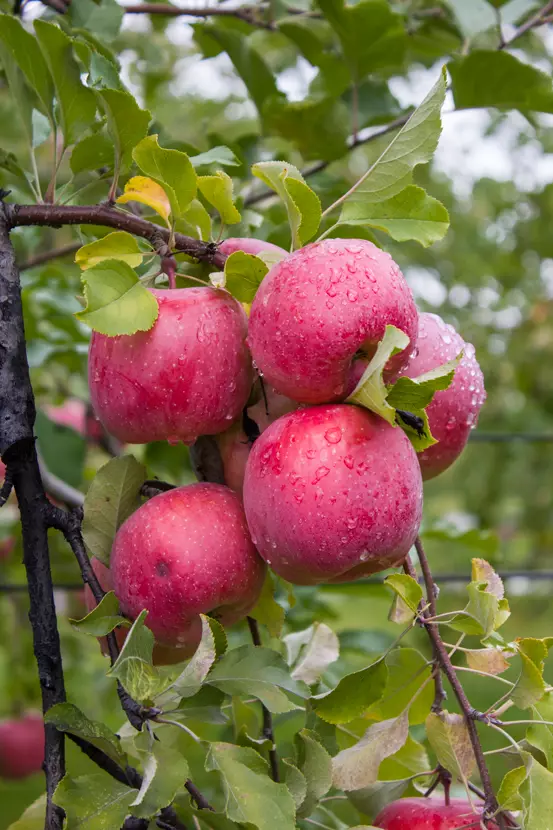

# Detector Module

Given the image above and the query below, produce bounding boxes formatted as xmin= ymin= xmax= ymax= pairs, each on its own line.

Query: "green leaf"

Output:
xmin=198 ymin=172 xmax=241 ymax=224
xmin=76 ymin=260 xmax=159 ymax=336
xmin=450 ymin=50 xmax=553 ymax=115
xmin=133 ymin=134 xmax=197 ymax=220
xmin=346 ymin=325 xmax=410 ymax=425
xmin=425 ymin=711 xmax=475 ymax=782
xmin=263 ymin=95 xmax=349 ymax=163
xmin=517 ymin=753 xmax=553 ymax=830
xmin=45 ymin=703 xmax=127 ymax=769
xmin=70 ymin=133 xmax=114 ymax=176
xmin=35 ymin=409 xmax=86 ymax=489
xmin=208 ymin=644 xmax=308 ymax=714
xmin=497 ymin=765 xmax=526 ymax=812
xmin=108 ymin=612 xmax=169 ymax=702
xmin=448 ymin=558 xmax=509 ymax=638
xmin=337 ymin=68 xmax=446 ymax=217
xmin=70 ymin=591 xmax=126 ymax=637
xmin=53 ymin=774 xmax=137 ymax=829
xmin=512 ymin=638 xmax=551 ymax=709
xmin=252 ymin=161 xmax=321 ymax=249
xmin=295 ymin=729 xmax=333 ymax=817
xmin=0 ymin=14 xmax=54 ymax=121
xmin=316 ymin=0 xmax=406 ymax=79
xmin=34 ymin=21 xmax=97 ymax=146
xmin=282 ymin=760 xmax=307 ymax=810
xmin=248 ymin=572 xmax=285 ymax=638
xmin=283 ymin=623 xmax=339 ymax=686
xmin=337 ymin=185 xmax=449 ymax=247
xmin=131 ymin=740 xmax=189 ymax=819
xmin=443 ymin=0 xmax=496 ymax=37
xmin=202 ymin=25 xmax=278 ymax=114
xmin=223 ymin=251 xmax=269 ymax=303
xmin=157 ymin=615 xmax=226 ymax=705
xmin=384 ymin=574 xmax=423 ymax=622
xmin=0 ymin=150 xmax=27 ymax=184
xmin=7 ymin=795 xmax=46 ymax=830
xmin=81 ymin=455 xmax=147 ymax=566
xmin=206 ymin=743 xmax=296 ymax=829
xmin=368 ymin=648 xmax=433 ymax=726
xmin=0 ymin=41 xmax=35 ymax=147
xmin=32 ymin=110 xmax=51 ymax=149
xmin=311 ymin=658 xmax=387 ymax=724
xmin=387 ymin=356 xmax=461 ymax=412
xmin=176 ymin=199 xmax=213 ymax=241
xmin=332 ymin=711 xmax=410 ymax=791
xmin=76 ymin=233 xmax=145 ymax=271
xmin=69 ymin=0 xmax=124 ymax=42
xmin=175 ymin=686 xmax=228 ymax=725
xmin=190 ymin=146 xmax=240 ymax=168
xmin=528 ymin=692 xmax=553 ymax=769
xmin=97 ymin=88 xmax=151 ymax=171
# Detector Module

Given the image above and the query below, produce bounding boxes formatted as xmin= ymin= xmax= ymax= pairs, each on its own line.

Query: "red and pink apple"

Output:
xmin=45 ymin=399 xmax=103 ymax=442
xmin=247 ymin=238 xmax=418 ymax=404
xmin=219 ymin=237 xmax=286 ymax=259
xmin=374 ymin=797 xmax=499 ymax=829
xmin=243 ymin=404 xmax=423 ymax=584
xmin=399 ymin=312 xmax=486 ymax=480
xmin=0 ymin=713 xmax=44 ymax=779
xmin=111 ymin=483 xmax=265 ymax=652
xmin=89 ymin=287 xmax=252 ymax=445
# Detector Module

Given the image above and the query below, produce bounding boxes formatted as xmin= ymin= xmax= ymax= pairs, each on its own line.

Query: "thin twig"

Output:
xmin=122 ymin=2 xmax=274 ymax=27
xmin=247 ymin=616 xmax=280 ymax=782
xmin=501 ymin=0 xmax=553 ymax=48
xmin=37 ymin=450 xmax=84 ymax=508
xmin=18 ymin=242 xmax=81 ymax=272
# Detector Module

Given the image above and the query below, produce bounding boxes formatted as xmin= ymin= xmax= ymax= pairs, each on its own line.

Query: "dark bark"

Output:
xmin=189 ymin=436 xmax=226 ymax=485
xmin=0 ymin=206 xmax=66 ymax=830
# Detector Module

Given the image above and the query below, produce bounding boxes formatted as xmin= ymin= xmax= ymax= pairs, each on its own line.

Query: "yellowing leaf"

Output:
xmin=466 ymin=648 xmax=511 ymax=676
xmin=332 ymin=711 xmax=410 ymax=791
xmin=426 ymin=711 xmax=475 ymax=782
xmin=117 ymin=176 xmax=171 ymax=224
xmin=75 ymin=231 xmax=145 ymax=270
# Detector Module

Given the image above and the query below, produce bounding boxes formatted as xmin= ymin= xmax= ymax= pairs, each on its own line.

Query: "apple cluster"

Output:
xmin=87 ymin=237 xmax=485 ymax=659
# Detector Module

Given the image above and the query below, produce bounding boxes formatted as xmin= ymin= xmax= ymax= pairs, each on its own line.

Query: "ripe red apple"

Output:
xmin=216 ymin=384 xmax=298 ymax=496
xmin=247 ymin=239 xmax=418 ymax=404
xmin=398 ymin=312 xmax=486 ymax=480
xmin=84 ymin=558 xmax=189 ymax=665
xmin=111 ymin=483 xmax=266 ymax=651
xmin=219 ymin=237 xmax=286 ymax=258
xmin=374 ymin=797 xmax=499 ymax=829
xmin=243 ymin=404 xmax=423 ymax=585
xmin=0 ymin=713 xmax=44 ymax=779
xmin=89 ymin=287 xmax=252 ymax=445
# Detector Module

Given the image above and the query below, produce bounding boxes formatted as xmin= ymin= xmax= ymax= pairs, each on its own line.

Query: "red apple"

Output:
xmin=247 ymin=239 xmax=418 ymax=404
xmin=111 ymin=483 xmax=266 ymax=652
xmin=84 ymin=557 xmax=189 ymax=665
xmin=89 ymin=287 xmax=252 ymax=445
xmin=0 ymin=535 xmax=15 ymax=561
xmin=219 ymin=237 xmax=286 ymax=258
xmin=216 ymin=384 xmax=298 ymax=496
xmin=243 ymin=404 xmax=423 ymax=585
xmin=0 ymin=713 xmax=44 ymax=779
xmin=44 ymin=399 xmax=104 ymax=442
xmin=374 ymin=797 xmax=499 ymax=829
xmin=398 ymin=312 xmax=486 ymax=480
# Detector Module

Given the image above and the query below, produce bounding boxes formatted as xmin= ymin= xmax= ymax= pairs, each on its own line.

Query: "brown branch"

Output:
xmin=6 ymin=204 xmax=227 ymax=270
xmin=408 ymin=537 xmax=499 ymax=820
xmin=18 ymin=241 xmax=81 ymax=272
xmin=122 ymin=2 xmax=274 ymax=28
xmin=247 ymin=616 xmax=280 ymax=782
xmin=501 ymin=0 xmax=553 ymax=47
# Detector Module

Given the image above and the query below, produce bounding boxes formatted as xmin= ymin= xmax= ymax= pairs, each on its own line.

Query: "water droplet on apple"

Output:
xmin=343 ymin=455 xmax=354 ymax=469
xmin=312 ymin=466 xmax=330 ymax=483
xmin=325 ymin=427 xmax=342 ymax=444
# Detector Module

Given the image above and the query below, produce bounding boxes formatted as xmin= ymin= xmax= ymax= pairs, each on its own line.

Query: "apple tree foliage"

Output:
xmin=1 ymin=1 xmax=553 ymax=829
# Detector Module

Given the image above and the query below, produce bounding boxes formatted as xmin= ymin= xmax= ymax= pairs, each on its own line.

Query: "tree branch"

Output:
xmin=0 ymin=204 xmax=66 ymax=830
xmin=18 ymin=241 xmax=81 ymax=272
xmin=247 ymin=616 xmax=280 ymax=782
xmin=407 ymin=537 xmax=499 ymax=820
xmin=6 ymin=204 xmax=227 ymax=270
xmin=122 ymin=2 xmax=274 ymax=28
xmin=501 ymin=0 xmax=553 ymax=47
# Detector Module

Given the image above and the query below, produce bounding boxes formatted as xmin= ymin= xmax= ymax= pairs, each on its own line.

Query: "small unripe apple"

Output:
xmin=216 ymin=384 xmax=298 ymax=496
xmin=399 ymin=312 xmax=486 ymax=480
xmin=243 ymin=404 xmax=423 ymax=584
xmin=248 ymin=239 xmax=418 ymax=404
xmin=111 ymin=483 xmax=265 ymax=651
xmin=0 ymin=713 xmax=44 ymax=779
xmin=89 ymin=288 xmax=252 ymax=445
xmin=374 ymin=797 xmax=499 ymax=829
xmin=84 ymin=558 xmax=189 ymax=665
xmin=219 ymin=237 xmax=286 ymax=258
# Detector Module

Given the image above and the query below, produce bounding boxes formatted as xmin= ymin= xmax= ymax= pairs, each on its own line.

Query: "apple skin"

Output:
xmin=111 ymin=483 xmax=266 ymax=651
xmin=84 ymin=558 xmax=190 ymax=665
xmin=243 ymin=404 xmax=423 ymax=585
xmin=219 ymin=237 xmax=286 ymax=258
xmin=216 ymin=384 xmax=298 ymax=496
xmin=0 ymin=713 xmax=44 ymax=780
xmin=89 ymin=287 xmax=252 ymax=445
xmin=247 ymin=239 xmax=418 ymax=404
xmin=398 ymin=312 xmax=486 ymax=480
xmin=374 ymin=797 xmax=499 ymax=829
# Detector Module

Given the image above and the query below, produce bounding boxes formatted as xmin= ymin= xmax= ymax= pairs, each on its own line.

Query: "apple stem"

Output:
xmin=405 ymin=539 xmax=502 ymax=823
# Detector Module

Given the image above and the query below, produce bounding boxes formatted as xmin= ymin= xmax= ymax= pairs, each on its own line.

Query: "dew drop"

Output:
xmin=325 ymin=427 xmax=342 ymax=444
xmin=343 ymin=455 xmax=354 ymax=469
xmin=312 ymin=466 xmax=330 ymax=484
